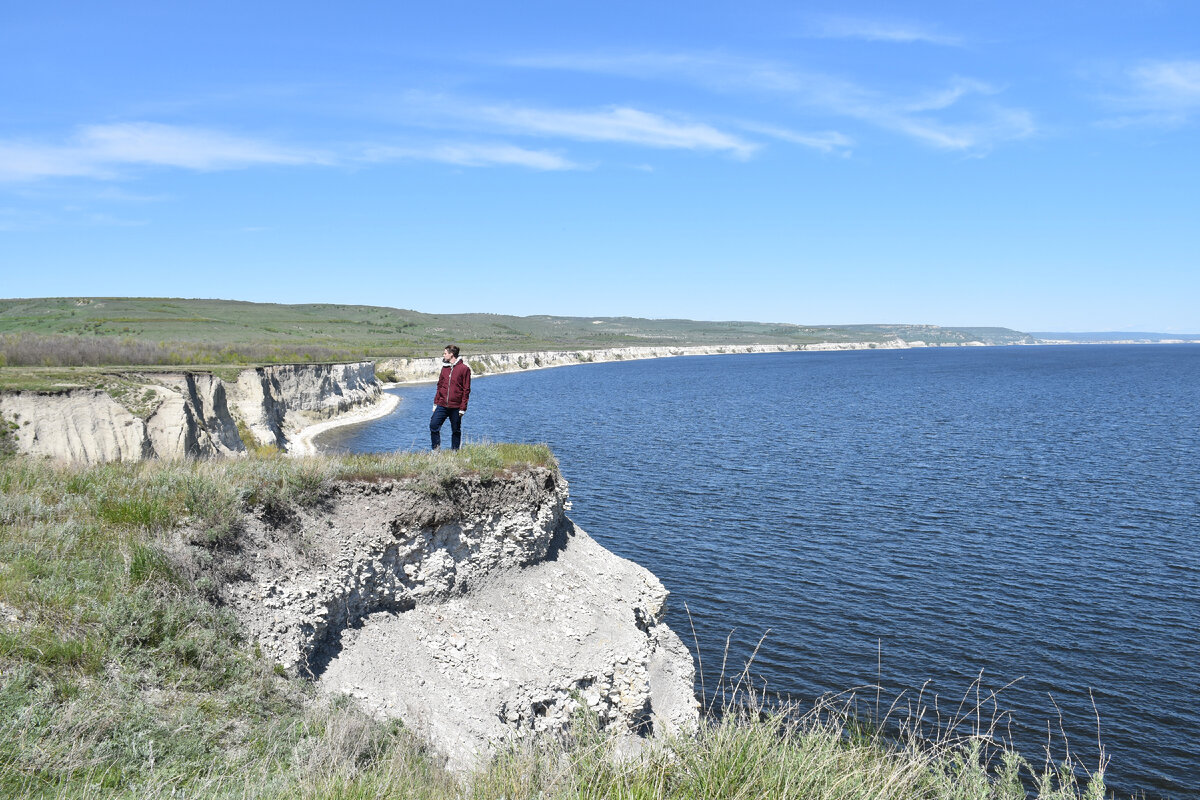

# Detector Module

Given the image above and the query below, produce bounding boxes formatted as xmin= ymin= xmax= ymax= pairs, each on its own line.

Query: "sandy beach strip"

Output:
xmin=289 ymin=392 xmax=401 ymax=456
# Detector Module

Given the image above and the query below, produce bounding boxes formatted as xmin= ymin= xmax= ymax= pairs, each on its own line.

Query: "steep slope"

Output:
xmin=0 ymin=361 xmax=382 ymax=461
xmin=171 ymin=467 xmax=699 ymax=769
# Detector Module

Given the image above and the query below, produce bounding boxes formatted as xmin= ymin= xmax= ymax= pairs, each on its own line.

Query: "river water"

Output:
xmin=320 ymin=345 xmax=1200 ymax=799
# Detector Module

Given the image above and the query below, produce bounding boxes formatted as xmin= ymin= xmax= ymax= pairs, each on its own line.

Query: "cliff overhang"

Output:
xmin=170 ymin=466 xmax=699 ymax=770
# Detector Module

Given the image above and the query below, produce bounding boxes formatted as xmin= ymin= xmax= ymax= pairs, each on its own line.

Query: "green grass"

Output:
xmin=0 ymin=414 xmax=16 ymax=456
xmin=0 ymin=297 xmax=1035 ymax=370
xmin=0 ymin=365 xmax=247 ymax=393
xmin=0 ymin=449 xmax=1109 ymax=799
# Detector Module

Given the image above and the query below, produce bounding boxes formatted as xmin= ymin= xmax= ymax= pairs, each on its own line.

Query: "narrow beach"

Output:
xmin=290 ymin=391 xmax=401 ymax=455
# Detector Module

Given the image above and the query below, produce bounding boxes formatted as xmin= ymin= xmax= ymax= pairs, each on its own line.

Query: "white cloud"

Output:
xmin=426 ymin=101 xmax=758 ymax=158
xmin=877 ymin=107 xmax=1036 ymax=151
xmin=502 ymin=106 xmax=757 ymax=157
xmin=79 ymin=123 xmax=327 ymax=169
xmin=0 ymin=122 xmax=328 ymax=182
xmin=734 ymin=123 xmax=853 ymax=154
xmin=1104 ymin=60 xmax=1200 ymax=126
xmin=0 ymin=142 xmax=106 ymax=182
xmin=0 ymin=122 xmax=587 ymax=183
xmin=903 ymin=78 xmax=996 ymax=113
xmin=807 ymin=15 xmax=964 ymax=47
xmin=509 ymin=52 xmax=1034 ymax=153
xmin=365 ymin=142 xmax=578 ymax=170
xmin=1132 ymin=60 xmax=1200 ymax=102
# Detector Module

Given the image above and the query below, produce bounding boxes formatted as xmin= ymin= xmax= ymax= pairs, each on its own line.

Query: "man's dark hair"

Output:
xmin=445 ymin=345 xmax=460 ymax=358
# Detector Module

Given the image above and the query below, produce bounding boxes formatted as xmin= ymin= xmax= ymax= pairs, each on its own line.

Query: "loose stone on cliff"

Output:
xmin=171 ymin=465 xmax=698 ymax=770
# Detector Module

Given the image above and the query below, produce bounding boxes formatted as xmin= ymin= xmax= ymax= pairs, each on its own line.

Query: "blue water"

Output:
xmin=321 ymin=345 xmax=1200 ymax=799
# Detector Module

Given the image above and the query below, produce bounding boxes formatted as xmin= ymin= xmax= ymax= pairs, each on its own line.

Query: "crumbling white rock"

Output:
xmin=0 ymin=361 xmax=381 ymax=462
xmin=176 ymin=469 xmax=699 ymax=770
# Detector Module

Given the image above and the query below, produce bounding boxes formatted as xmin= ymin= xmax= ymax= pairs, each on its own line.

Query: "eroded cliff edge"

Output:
xmin=170 ymin=466 xmax=698 ymax=770
xmin=0 ymin=361 xmax=382 ymax=462
xmin=376 ymin=339 xmax=991 ymax=383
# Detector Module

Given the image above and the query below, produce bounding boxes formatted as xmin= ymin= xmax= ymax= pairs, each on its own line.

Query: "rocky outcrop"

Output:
xmin=175 ymin=469 xmax=698 ymax=770
xmin=147 ymin=373 xmax=244 ymax=459
xmin=376 ymin=339 xmax=984 ymax=383
xmin=231 ymin=362 xmax=381 ymax=449
xmin=0 ymin=361 xmax=382 ymax=462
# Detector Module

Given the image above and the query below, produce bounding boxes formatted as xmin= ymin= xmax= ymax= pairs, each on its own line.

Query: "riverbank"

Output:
xmin=295 ymin=341 xmax=987 ymax=452
xmin=289 ymin=391 xmax=400 ymax=455
xmin=375 ymin=339 xmax=992 ymax=386
xmin=305 ymin=343 xmax=939 ymax=453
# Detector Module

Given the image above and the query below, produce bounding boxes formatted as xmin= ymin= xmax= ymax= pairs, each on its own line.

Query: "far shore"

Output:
xmin=297 ymin=341 xmax=975 ymax=453
xmin=291 ymin=337 xmax=1200 ymax=454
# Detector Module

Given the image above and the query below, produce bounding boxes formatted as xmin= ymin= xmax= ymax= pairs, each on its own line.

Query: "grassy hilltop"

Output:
xmin=0 ymin=297 xmax=1034 ymax=370
xmin=0 ymin=447 xmax=1106 ymax=799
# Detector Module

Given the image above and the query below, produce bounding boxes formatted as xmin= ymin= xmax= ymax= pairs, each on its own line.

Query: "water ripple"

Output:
xmin=324 ymin=345 xmax=1200 ymax=800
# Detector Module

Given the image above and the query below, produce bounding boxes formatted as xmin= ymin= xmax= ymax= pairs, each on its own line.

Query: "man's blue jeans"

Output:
xmin=430 ymin=406 xmax=463 ymax=450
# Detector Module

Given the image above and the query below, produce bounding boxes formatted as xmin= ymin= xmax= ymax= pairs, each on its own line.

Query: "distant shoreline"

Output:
xmin=1030 ymin=337 xmax=1200 ymax=345
xmin=375 ymin=339 xmax=986 ymax=386
xmin=299 ymin=338 xmax=1198 ymax=452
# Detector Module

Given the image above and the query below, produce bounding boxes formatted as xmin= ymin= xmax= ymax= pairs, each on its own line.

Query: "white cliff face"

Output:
xmin=0 ymin=361 xmax=382 ymax=462
xmin=147 ymin=374 xmax=244 ymax=459
xmin=231 ymin=362 xmax=382 ymax=450
xmin=175 ymin=470 xmax=699 ymax=770
xmin=376 ymin=340 xmax=968 ymax=383
xmin=0 ymin=391 xmax=149 ymax=462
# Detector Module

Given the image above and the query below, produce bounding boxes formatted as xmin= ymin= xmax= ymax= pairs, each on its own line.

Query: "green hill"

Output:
xmin=0 ymin=297 xmax=1033 ymax=369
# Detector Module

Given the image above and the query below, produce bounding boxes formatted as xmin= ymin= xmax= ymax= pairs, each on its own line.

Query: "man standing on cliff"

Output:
xmin=431 ymin=345 xmax=471 ymax=451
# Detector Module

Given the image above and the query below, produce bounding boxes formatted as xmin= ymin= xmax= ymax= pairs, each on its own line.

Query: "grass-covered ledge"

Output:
xmin=0 ymin=448 xmax=1107 ymax=799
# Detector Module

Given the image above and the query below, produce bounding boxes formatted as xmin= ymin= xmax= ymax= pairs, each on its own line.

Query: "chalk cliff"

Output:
xmin=172 ymin=467 xmax=699 ymax=770
xmin=375 ymin=339 xmax=986 ymax=383
xmin=230 ymin=362 xmax=381 ymax=450
xmin=0 ymin=361 xmax=382 ymax=462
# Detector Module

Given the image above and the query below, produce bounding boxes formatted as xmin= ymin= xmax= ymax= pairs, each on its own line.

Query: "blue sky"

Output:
xmin=2 ymin=1 xmax=1198 ymax=332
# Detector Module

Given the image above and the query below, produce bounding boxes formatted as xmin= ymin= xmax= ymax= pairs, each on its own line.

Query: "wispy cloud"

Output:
xmin=1101 ymin=59 xmax=1200 ymax=127
xmin=364 ymin=142 xmax=579 ymax=170
xmin=402 ymin=96 xmax=760 ymax=159
xmin=874 ymin=106 xmax=1035 ymax=150
xmin=509 ymin=52 xmax=1034 ymax=153
xmin=80 ymin=123 xmax=327 ymax=169
xmin=902 ymin=78 xmax=996 ymax=112
xmin=733 ymin=123 xmax=853 ymax=154
xmin=494 ymin=105 xmax=757 ymax=157
xmin=807 ymin=15 xmax=964 ymax=47
xmin=0 ymin=122 xmax=599 ymax=182
xmin=0 ymin=123 xmax=329 ymax=182
xmin=1132 ymin=60 xmax=1200 ymax=102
